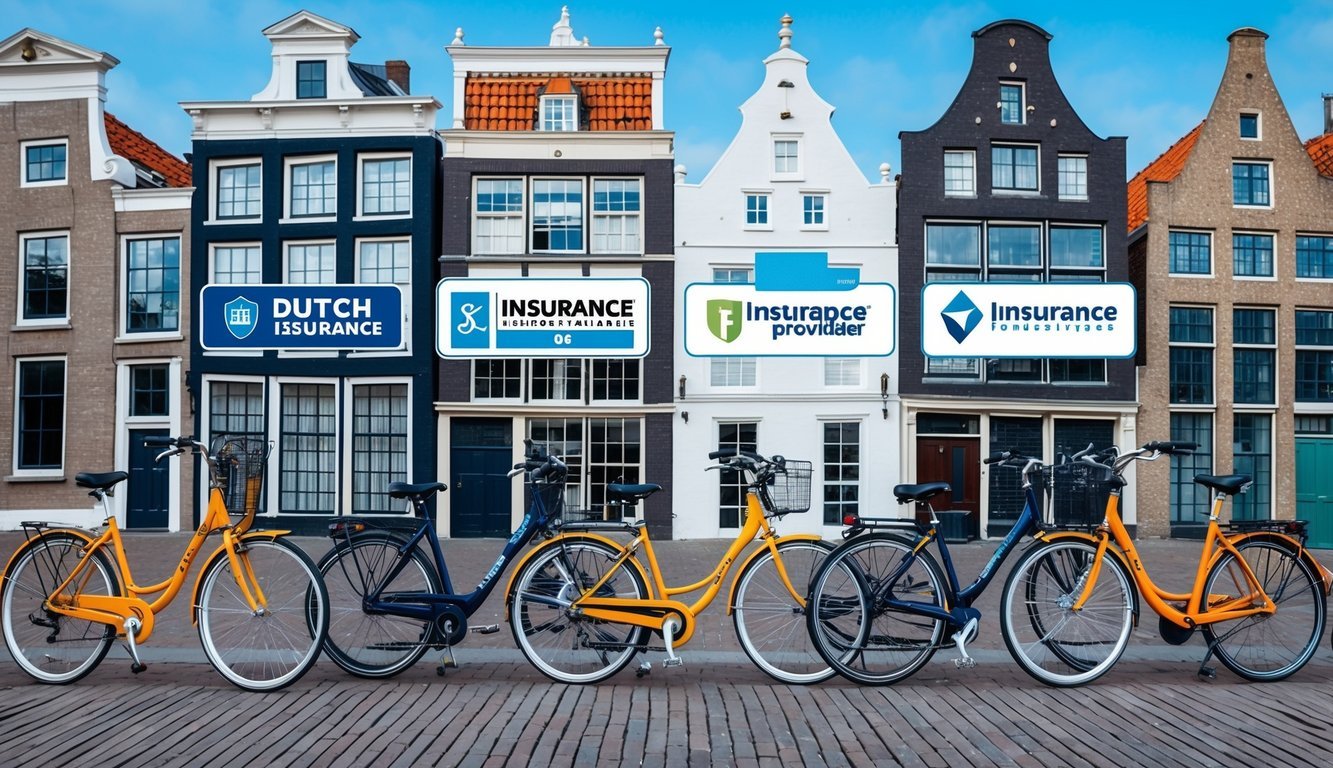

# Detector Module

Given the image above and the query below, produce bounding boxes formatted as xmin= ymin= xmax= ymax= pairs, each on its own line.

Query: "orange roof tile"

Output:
xmin=1126 ymin=121 xmax=1204 ymax=234
xmin=104 ymin=112 xmax=192 ymax=188
xmin=463 ymin=76 xmax=652 ymax=131
xmin=1306 ymin=133 xmax=1333 ymax=177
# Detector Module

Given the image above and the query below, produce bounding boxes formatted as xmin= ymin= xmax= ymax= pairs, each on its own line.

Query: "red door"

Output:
xmin=916 ymin=437 xmax=981 ymax=540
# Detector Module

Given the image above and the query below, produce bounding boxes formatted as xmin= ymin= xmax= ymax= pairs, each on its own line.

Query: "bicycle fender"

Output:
xmin=1032 ymin=530 xmax=1141 ymax=624
xmin=189 ymin=530 xmax=292 ymax=626
xmin=724 ymin=533 xmax=824 ymax=617
xmin=3 ymin=528 xmax=102 ymax=583
xmin=502 ymin=532 xmax=650 ymax=608
xmin=1223 ymin=531 xmax=1332 ymax=597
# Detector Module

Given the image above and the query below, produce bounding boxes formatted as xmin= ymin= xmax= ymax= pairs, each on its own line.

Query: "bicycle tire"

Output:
xmin=1 ymin=532 xmax=119 ymax=684
xmin=806 ymin=533 xmax=947 ymax=685
xmin=1000 ymin=539 xmax=1133 ymax=687
xmin=1201 ymin=540 xmax=1324 ymax=682
xmin=508 ymin=537 xmax=649 ymax=684
xmin=196 ymin=537 xmax=329 ymax=691
xmin=319 ymin=533 xmax=442 ymax=679
xmin=732 ymin=538 xmax=836 ymax=684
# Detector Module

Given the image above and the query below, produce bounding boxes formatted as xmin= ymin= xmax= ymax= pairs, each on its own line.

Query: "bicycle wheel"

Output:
xmin=196 ymin=537 xmax=329 ymax=691
xmin=508 ymin=538 xmax=650 ymax=684
xmin=1000 ymin=540 xmax=1133 ymax=687
xmin=732 ymin=538 xmax=836 ymax=684
xmin=806 ymin=533 xmax=947 ymax=685
xmin=1201 ymin=540 xmax=1324 ymax=682
xmin=1 ymin=532 xmax=119 ymax=684
xmin=319 ymin=533 xmax=441 ymax=679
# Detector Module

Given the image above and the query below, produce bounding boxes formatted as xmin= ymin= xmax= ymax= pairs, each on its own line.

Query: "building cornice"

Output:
xmin=181 ymin=97 xmax=441 ymax=137
xmin=441 ymin=130 xmax=673 ymax=160
xmin=446 ymin=45 xmax=669 ymax=75
xmin=112 ymin=185 xmax=194 ymax=212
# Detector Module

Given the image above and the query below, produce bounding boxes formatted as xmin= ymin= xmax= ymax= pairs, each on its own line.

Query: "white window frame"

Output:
xmin=472 ymin=176 xmax=526 ymax=256
xmin=118 ymin=233 xmax=183 ymax=343
xmin=530 ymin=177 xmax=585 ymax=254
xmin=209 ymin=242 xmax=263 ymax=284
xmin=16 ymin=230 xmax=71 ymax=328
xmin=12 ymin=355 xmax=67 ymax=478
xmin=272 ymin=375 xmax=341 ymax=516
xmin=471 ymin=359 xmax=525 ymax=404
xmin=356 ymin=152 xmax=412 ymax=220
xmin=1232 ymin=230 xmax=1277 ymax=282
xmin=1168 ymin=303 xmax=1217 ymax=408
xmin=710 ymin=358 xmax=757 ymax=388
xmin=539 ymin=94 xmax=578 ymax=132
xmin=1057 ymin=154 xmax=1088 ymax=201
xmin=991 ymin=143 xmax=1040 ymax=193
xmin=1167 ymin=229 xmax=1214 ymax=279
xmin=1233 ymin=306 xmax=1277 ymax=407
xmin=591 ymin=177 xmax=643 ymax=254
xmin=1232 ymin=160 xmax=1274 ymax=209
xmin=344 ymin=376 xmax=414 ymax=516
xmin=820 ymin=418 xmax=862 ymax=526
xmin=801 ymin=191 xmax=829 ymax=231
xmin=283 ymin=154 xmax=338 ymax=223
xmin=20 ymin=138 xmax=69 ymax=188
xmin=280 ymin=240 xmax=338 ymax=359
xmin=943 ymin=150 xmax=976 ymax=197
xmin=210 ymin=157 xmax=263 ymax=223
xmin=743 ymin=190 xmax=772 ymax=231
xmin=824 ymin=358 xmax=862 ymax=387
xmin=772 ymin=135 xmax=803 ymax=180
xmin=999 ymin=81 xmax=1027 ymax=125
xmin=1239 ymin=111 xmax=1262 ymax=141
xmin=352 ymin=237 xmax=412 ymax=357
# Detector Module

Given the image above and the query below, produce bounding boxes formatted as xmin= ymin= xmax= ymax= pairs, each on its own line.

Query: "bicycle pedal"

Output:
xmin=952 ymin=657 xmax=977 ymax=669
xmin=470 ymin=624 xmax=500 ymax=635
xmin=131 ymin=662 xmax=147 ymax=674
xmin=1197 ymin=665 xmax=1216 ymax=680
xmin=662 ymin=657 xmax=684 ymax=668
xmin=635 ymin=661 xmax=651 ymax=678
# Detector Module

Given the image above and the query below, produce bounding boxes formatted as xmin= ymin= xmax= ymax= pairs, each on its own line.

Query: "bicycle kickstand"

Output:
xmin=122 ymin=617 xmax=147 ymax=674
xmin=951 ymin=617 xmax=979 ymax=669
xmin=1196 ymin=638 xmax=1219 ymax=680
xmin=437 ymin=643 xmax=457 ymax=676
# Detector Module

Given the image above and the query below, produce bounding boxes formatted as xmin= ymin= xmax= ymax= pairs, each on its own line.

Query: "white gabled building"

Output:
xmin=672 ymin=16 xmax=898 ymax=539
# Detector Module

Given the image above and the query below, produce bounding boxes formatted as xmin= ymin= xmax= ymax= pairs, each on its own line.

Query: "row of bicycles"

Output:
xmin=2 ymin=435 xmax=1329 ymax=692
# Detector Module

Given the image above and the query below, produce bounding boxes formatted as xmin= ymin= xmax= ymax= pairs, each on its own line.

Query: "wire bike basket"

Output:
xmin=1047 ymin=460 xmax=1115 ymax=531
xmin=759 ymin=458 xmax=813 ymax=515
xmin=213 ymin=436 xmax=272 ymax=517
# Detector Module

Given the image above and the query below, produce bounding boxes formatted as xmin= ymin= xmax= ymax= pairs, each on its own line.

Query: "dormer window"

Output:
xmin=1239 ymin=112 xmax=1260 ymax=140
xmin=540 ymin=95 xmax=578 ymax=131
xmin=297 ymin=61 xmax=326 ymax=99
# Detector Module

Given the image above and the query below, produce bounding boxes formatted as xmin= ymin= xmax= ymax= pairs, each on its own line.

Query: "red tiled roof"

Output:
xmin=1306 ymin=133 xmax=1333 ymax=177
xmin=464 ymin=76 xmax=652 ymax=131
xmin=1126 ymin=121 xmax=1203 ymax=234
xmin=104 ymin=112 xmax=192 ymax=188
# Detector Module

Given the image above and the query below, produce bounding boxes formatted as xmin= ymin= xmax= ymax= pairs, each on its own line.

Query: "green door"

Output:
xmin=1297 ymin=438 xmax=1333 ymax=549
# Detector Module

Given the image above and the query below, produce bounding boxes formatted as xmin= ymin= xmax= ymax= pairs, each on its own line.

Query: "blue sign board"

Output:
xmin=200 ymin=285 xmax=404 ymax=350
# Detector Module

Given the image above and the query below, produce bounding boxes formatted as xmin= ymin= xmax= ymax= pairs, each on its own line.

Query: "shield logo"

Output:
xmin=224 ymin=296 xmax=259 ymax=340
xmin=706 ymin=299 xmax=744 ymax=343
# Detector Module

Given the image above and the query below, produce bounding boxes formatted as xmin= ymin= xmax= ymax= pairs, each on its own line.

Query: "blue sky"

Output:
xmin=6 ymin=1 xmax=1331 ymax=181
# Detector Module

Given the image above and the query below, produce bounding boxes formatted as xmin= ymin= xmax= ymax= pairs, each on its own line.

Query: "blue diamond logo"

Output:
xmin=941 ymin=291 xmax=982 ymax=343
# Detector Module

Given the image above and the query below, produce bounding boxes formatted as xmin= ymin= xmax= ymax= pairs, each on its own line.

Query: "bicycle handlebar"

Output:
xmin=1143 ymin=441 xmax=1198 ymax=455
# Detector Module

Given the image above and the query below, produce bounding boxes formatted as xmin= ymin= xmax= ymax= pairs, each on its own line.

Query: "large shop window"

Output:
xmin=987 ymin=417 xmax=1042 ymax=527
xmin=279 ymin=383 xmax=337 ymax=515
xmin=351 ymin=384 xmax=409 ymax=515
xmin=528 ymin=417 xmax=642 ymax=516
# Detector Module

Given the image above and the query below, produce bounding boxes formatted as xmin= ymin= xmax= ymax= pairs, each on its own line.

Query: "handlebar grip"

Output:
xmin=1144 ymin=441 xmax=1198 ymax=455
xmin=143 ymin=436 xmax=176 ymax=447
xmin=707 ymin=448 xmax=764 ymax=462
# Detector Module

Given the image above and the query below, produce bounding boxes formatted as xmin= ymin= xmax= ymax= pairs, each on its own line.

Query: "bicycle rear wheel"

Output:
xmin=319 ymin=533 xmax=441 ymax=679
xmin=1000 ymin=540 xmax=1133 ymax=687
xmin=806 ymin=533 xmax=946 ymax=685
xmin=732 ymin=538 xmax=835 ymax=684
xmin=508 ymin=538 xmax=649 ymax=684
xmin=1 ymin=532 xmax=119 ymax=684
xmin=1201 ymin=540 xmax=1324 ymax=682
xmin=196 ymin=537 xmax=329 ymax=691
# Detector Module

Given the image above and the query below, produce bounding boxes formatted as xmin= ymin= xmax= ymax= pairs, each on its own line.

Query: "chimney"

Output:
xmin=385 ymin=60 xmax=410 ymax=93
xmin=1324 ymin=93 xmax=1333 ymax=135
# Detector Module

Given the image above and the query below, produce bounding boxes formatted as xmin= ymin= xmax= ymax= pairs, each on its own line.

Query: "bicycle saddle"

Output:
xmin=607 ymin=483 xmax=661 ymax=502
xmin=75 ymin=471 xmax=129 ymax=491
xmin=387 ymin=481 xmax=447 ymax=499
xmin=892 ymin=481 xmax=951 ymax=504
xmin=1192 ymin=474 xmax=1252 ymax=496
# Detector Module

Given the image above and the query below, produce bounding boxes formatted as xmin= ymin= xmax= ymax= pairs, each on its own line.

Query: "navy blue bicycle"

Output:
xmin=318 ymin=442 xmax=572 ymax=678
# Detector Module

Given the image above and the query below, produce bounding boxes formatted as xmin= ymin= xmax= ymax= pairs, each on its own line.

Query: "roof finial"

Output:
xmin=654 ymin=26 xmax=665 ymax=46
xmin=452 ymin=27 xmax=464 ymax=45
xmin=550 ymin=5 xmax=578 ymax=46
xmin=778 ymin=14 xmax=793 ymax=49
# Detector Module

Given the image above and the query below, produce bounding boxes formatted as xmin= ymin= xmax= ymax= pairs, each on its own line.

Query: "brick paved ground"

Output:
xmin=2 ymin=531 xmax=1332 ymax=766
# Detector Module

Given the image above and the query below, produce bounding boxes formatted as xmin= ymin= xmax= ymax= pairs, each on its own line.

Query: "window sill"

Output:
xmin=1168 ymin=272 xmax=1214 ymax=279
xmin=1296 ymin=276 xmax=1333 ymax=282
xmin=205 ymin=218 xmax=262 ymax=226
xmin=991 ymin=189 xmax=1041 ymax=197
xmin=943 ymin=193 xmax=977 ymax=199
xmin=20 ymin=179 xmax=68 ymax=189
xmin=116 ymin=333 xmax=184 ymax=344
xmin=5 ymin=474 xmax=65 ymax=483
xmin=280 ymin=216 xmax=338 ymax=226
xmin=11 ymin=322 xmax=72 ymax=332
xmin=1057 ymin=196 xmax=1089 ymax=203
xmin=353 ymin=213 xmax=411 ymax=222
xmin=1234 ymin=275 xmax=1277 ymax=282
xmin=742 ymin=225 xmax=774 ymax=232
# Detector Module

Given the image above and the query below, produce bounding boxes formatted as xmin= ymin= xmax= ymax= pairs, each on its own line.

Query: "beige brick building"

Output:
xmin=1128 ymin=28 xmax=1333 ymax=539
xmin=0 ymin=29 xmax=193 ymax=530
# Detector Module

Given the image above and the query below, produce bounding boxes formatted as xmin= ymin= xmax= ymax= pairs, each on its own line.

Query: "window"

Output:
xmin=279 ymin=383 xmax=336 ymax=514
xmin=286 ymin=242 xmax=335 ymax=283
xmin=20 ymin=233 xmax=69 ymax=323
xmin=1057 ymin=155 xmax=1087 ymax=200
xmin=925 ymin=223 xmax=981 ymax=378
xmin=531 ymin=359 xmax=582 ymax=402
xmin=1169 ymin=307 xmax=1214 ymax=404
xmin=1232 ymin=233 xmax=1273 ymax=277
xmin=207 ymin=381 xmax=265 ymax=500
xmin=713 ymin=267 xmax=752 ymax=284
xmin=1233 ymin=162 xmax=1271 ymax=206
xmin=745 ymin=194 xmax=769 ymax=226
xmin=718 ymin=422 xmax=758 ymax=528
xmin=125 ymin=237 xmax=181 ymax=334
xmin=987 ymin=225 xmax=1041 ymax=269
xmin=358 ymin=239 xmax=411 ymax=351
xmin=471 ymin=359 xmax=639 ymax=403
xmin=1296 ymin=235 xmax=1333 ymax=279
xmin=211 ymin=245 xmax=261 ymax=284
xmin=1232 ymin=414 xmax=1271 ymax=521
xmin=824 ymin=358 xmax=860 ymax=386
xmin=532 ymin=179 xmax=583 ymax=252
xmin=988 ymin=417 xmax=1042 ymax=524
xmin=360 ymin=157 xmax=411 ymax=216
xmin=1169 ymin=231 xmax=1211 ymax=275
xmin=1170 ymin=413 xmax=1213 ymax=526
xmin=296 ymin=61 xmax=326 ymax=99
xmin=1233 ymin=308 xmax=1275 ymax=404
xmin=15 ymin=358 xmax=65 ymax=472
xmin=711 ymin=358 xmax=756 ymax=387
xmin=590 ymin=359 xmax=640 ymax=401
xmin=351 ymin=384 xmax=409 ymax=515
xmin=540 ymin=95 xmax=577 ymax=131
xmin=1239 ymin=112 xmax=1260 ymax=139
xmin=774 ymin=140 xmax=799 ymax=174
xmin=823 ymin=422 xmax=860 ymax=525
xmin=943 ymin=151 xmax=975 ymax=196
xmin=22 ymin=140 xmax=67 ymax=186
xmin=473 ymin=359 xmax=522 ymax=400
xmin=289 ymin=158 xmax=336 ymax=218
xmin=216 ymin=162 xmax=262 ymax=220
xmin=130 ymin=364 xmax=170 ymax=417
xmin=802 ymin=194 xmax=826 ymax=227
xmin=1049 ymin=226 xmax=1103 ymax=270
xmin=992 ymin=145 xmax=1038 ymax=191
xmin=527 ymin=417 xmax=643 ymax=515
xmin=1296 ymin=310 xmax=1333 ymax=402
xmin=474 ymin=178 xmax=524 ymax=254
xmin=999 ymin=83 xmax=1025 ymax=124
xmin=592 ymin=179 xmax=641 ymax=253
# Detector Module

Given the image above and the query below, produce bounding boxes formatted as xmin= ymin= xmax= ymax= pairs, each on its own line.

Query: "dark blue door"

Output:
xmin=127 ymin=428 xmax=170 ymax=529
xmin=450 ymin=419 xmax=512 ymax=538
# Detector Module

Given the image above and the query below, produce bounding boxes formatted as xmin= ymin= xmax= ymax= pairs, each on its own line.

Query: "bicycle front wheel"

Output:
xmin=732 ymin=538 xmax=835 ymax=684
xmin=319 ymin=533 xmax=441 ymax=679
xmin=1 ymin=532 xmax=119 ymax=684
xmin=197 ymin=537 xmax=329 ymax=691
xmin=508 ymin=538 xmax=649 ymax=684
xmin=1201 ymin=540 xmax=1324 ymax=682
xmin=806 ymin=533 xmax=947 ymax=685
xmin=1000 ymin=540 xmax=1134 ymax=687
